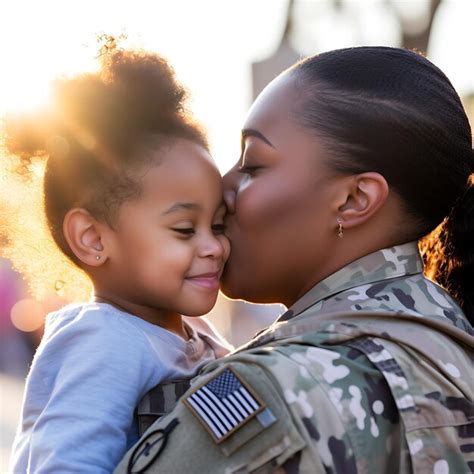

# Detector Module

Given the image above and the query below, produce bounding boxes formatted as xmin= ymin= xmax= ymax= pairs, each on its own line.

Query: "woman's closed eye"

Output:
xmin=238 ymin=164 xmax=262 ymax=175
xmin=212 ymin=223 xmax=227 ymax=235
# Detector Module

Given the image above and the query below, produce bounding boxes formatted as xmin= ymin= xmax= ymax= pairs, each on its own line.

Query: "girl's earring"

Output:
xmin=337 ymin=219 xmax=344 ymax=238
xmin=96 ymin=255 xmax=101 ymax=260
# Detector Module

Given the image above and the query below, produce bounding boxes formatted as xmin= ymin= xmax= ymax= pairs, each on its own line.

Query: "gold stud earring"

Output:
xmin=337 ymin=219 xmax=344 ymax=238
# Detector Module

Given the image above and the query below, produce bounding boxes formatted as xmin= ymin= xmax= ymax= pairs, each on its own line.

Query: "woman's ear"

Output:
xmin=63 ymin=208 xmax=108 ymax=267
xmin=337 ymin=172 xmax=389 ymax=229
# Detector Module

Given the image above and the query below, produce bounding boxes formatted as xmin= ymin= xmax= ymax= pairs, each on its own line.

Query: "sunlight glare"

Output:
xmin=0 ymin=1 xmax=102 ymax=114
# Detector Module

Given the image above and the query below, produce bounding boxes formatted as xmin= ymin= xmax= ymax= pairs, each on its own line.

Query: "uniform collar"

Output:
xmin=279 ymin=241 xmax=423 ymax=321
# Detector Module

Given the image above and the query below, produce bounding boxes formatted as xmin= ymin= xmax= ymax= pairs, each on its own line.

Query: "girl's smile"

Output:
xmin=185 ymin=271 xmax=221 ymax=290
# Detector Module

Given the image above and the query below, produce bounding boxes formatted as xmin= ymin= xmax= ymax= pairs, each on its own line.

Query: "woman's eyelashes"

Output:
xmin=211 ymin=223 xmax=227 ymax=235
xmin=239 ymin=142 xmax=266 ymax=175
xmin=237 ymin=163 xmax=262 ymax=175
xmin=238 ymin=151 xmax=263 ymax=175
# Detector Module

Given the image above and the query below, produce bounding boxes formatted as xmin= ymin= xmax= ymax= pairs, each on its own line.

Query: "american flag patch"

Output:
xmin=184 ymin=367 xmax=264 ymax=443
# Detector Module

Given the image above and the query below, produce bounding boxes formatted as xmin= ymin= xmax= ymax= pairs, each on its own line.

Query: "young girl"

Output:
xmin=5 ymin=45 xmax=232 ymax=473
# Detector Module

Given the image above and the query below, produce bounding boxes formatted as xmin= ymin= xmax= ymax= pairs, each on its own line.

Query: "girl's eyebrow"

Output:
xmin=163 ymin=201 xmax=226 ymax=216
xmin=241 ymin=128 xmax=275 ymax=148
xmin=162 ymin=202 xmax=200 ymax=215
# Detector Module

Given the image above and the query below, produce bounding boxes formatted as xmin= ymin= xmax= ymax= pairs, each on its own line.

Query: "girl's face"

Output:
xmin=222 ymin=74 xmax=344 ymax=307
xmin=102 ymin=139 xmax=230 ymax=323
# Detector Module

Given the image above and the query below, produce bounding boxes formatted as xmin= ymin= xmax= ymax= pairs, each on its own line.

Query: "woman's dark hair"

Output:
xmin=290 ymin=46 xmax=473 ymax=323
xmin=2 ymin=40 xmax=207 ymax=264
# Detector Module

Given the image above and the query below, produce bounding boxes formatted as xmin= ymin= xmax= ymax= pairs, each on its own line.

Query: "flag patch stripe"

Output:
xmin=196 ymin=389 xmax=234 ymax=432
xmin=193 ymin=390 xmax=231 ymax=433
xmin=201 ymin=386 xmax=239 ymax=426
xmin=187 ymin=397 xmax=223 ymax=438
xmin=242 ymin=387 xmax=260 ymax=410
xmin=223 ymin=398 xmax=244 ymax=423
xmin=228 ymin=393 xmax=249 ymax=418
xmin=190 ymin=394 xmax=226 ymax=437
xmin=234 ymin=389 xmax=253 ymax=414
xmin=184 ymin=368 xmax=264 ymax=443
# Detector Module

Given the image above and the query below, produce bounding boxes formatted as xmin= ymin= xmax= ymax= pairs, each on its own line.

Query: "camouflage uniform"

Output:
xmin=116 ymin=242 xmax=474 ymax=474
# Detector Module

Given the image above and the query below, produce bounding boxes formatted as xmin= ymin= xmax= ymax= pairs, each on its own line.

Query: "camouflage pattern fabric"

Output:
xmin=116 ymin=242 xmax=474 ymax=474
xmin=136 ymin=379 xmax=191 ymax=436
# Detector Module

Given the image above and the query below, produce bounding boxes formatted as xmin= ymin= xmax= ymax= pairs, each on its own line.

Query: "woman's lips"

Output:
xmin=186 ymin=272 xmax=220 ymax=290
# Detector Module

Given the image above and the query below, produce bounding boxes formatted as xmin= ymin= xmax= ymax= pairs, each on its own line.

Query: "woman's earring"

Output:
xmin=96 ymin=255 xmax=101 ymax=260
xmin=337 ymin=219 xmax=344 ymax=238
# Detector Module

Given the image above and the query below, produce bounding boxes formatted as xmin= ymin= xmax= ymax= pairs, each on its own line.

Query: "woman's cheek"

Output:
xmin=236 ymin=183 xmax=281 ymax=227
xmin=219 ymin=235 xmax=231 ymax=262
xmin=244 ymin=189 xmax=299 ymax=232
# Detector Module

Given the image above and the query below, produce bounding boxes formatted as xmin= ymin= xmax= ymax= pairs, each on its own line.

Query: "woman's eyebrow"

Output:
xmin=241 ymin=128 xmax=275 ymax=148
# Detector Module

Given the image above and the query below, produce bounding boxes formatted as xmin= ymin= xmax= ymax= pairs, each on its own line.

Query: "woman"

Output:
xmin=116 ymin=47 xmax=473 ymax=473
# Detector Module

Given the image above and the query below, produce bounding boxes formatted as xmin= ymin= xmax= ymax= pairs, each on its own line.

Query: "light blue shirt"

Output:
xmin=10 ymin=302 xmax=231 ymax=473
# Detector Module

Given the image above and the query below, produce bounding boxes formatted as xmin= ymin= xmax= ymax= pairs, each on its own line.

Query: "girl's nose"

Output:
xmin=199 ymin=234 xmax=227 ymax=259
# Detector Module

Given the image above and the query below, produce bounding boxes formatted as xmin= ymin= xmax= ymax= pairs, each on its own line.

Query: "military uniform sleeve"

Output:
xmin=114 ymin=360 xmax=321 ymax=474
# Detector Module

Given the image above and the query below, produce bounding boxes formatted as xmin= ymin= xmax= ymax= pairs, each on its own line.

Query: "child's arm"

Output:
xmin=10 ymin=311 xmax=159 ymax=473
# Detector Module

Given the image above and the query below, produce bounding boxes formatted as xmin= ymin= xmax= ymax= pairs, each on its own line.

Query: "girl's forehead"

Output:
xmin=133 ymin=143 xmax=223 ymax=211
xmin=138 ymin=139 xmax=217 ymax=182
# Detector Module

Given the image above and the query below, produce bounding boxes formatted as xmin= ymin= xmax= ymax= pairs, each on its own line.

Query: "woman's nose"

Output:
xmin=223 ymin=166 xmax=239 ymax=214
xmin=223 ymin=189 xmax=236 ymax=214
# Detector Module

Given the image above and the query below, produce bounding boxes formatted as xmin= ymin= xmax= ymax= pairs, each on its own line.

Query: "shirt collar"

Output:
xmin=281 ymin=241 xmax=423 ymax=320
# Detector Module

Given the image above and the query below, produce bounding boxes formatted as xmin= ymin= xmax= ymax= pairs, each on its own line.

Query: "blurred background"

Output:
xmin=0 ymin=0 xmax=473 ymax=470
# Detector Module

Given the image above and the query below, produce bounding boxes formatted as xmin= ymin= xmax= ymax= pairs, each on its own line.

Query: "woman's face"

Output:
xmin=221 ymin=73 xmax=344 ymax=307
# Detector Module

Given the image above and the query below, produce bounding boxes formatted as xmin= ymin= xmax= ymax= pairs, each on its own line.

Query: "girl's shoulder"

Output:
xmin=36 ymin=303 xmax=164 ymax=377
xmin=43 ymin=302 xmax=146 ymax=345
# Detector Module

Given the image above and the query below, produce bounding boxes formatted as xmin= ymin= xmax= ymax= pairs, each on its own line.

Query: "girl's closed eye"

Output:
xmin=171 ymin=227 xmax=195 ymax=237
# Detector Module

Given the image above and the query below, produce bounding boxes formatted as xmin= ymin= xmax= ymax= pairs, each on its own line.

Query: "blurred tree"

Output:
xmin=252 ymin=0 xmax=299 ymax=99
xmin=252 ymin=0 xmax=444 ymax=99
xmin=388 ymin=0 xmax=442 ymax=53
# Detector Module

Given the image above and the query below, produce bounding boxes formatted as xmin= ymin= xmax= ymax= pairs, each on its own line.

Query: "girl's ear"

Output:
xmin=63 ymin=208 xmax=108 ymax=267
xmin=337 ymin=172 xmax=389 ymax=229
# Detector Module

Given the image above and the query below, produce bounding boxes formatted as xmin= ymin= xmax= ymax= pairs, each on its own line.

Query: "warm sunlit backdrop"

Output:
xmin=1 ymin=1 xmax=473 ymax=470
xmin=1 ymin=0 xmax=473 ymax=172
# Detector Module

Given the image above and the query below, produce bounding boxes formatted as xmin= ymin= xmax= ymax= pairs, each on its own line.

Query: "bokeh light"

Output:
xmin=10 ymin=298 xmax=45 ymax=332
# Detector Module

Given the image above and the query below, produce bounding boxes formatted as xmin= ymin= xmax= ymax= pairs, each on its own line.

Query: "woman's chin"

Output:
xmin=219 ymin=271 xmax=241 ymax=301
xmin=220 ymin=265 xmax=251 ymax=302
xmin=220 ymin=273 xmax=268 ymax=304
xmin=221 ymin=260 xmax=280 ymax=304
